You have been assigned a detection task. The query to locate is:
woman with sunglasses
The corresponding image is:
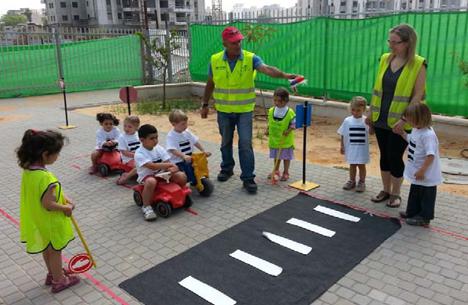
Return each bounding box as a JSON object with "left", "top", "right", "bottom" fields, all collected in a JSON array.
[{"left": 367, "top": 24, "right": 427, "bottom": 208}]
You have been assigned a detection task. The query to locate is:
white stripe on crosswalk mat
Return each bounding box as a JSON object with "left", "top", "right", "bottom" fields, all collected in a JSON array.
[
  {"left": 287, "top": 218, "right": 336, "bottom": 237},
  {"left": 262, "top": 231, "right": 312, "bottom": 255},
  {"left": 314, "top": 205, "right": 361, "bottom": 222},
  {"left": 179, "top": 276, "right": 237, "bottom": 305},
  {"left": 230, "top": 249, "right": 283, "bottom": 276}
]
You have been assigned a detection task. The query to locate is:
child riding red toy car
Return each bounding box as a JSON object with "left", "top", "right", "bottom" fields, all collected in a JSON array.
[{"left": 132, "top": 172, "right": 192, "bottom": 218}]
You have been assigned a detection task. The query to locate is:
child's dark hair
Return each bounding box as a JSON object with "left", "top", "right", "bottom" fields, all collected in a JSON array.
[
  {"left": 274, "top": 87, "right": 289, "bottom": 102},
  {"left": 138, "top": 124, "right": 158, "bottom": 139},
  {"left": 16, "top": 129, "right": 67, "bottom": 169},
  {"left": 96, "top": 113, "right": 119, "bottom": 126}
]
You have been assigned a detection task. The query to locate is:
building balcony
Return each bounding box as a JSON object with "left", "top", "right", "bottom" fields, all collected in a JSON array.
[{"left": 174, "top": 6, "right": 193, "bottom": 13}]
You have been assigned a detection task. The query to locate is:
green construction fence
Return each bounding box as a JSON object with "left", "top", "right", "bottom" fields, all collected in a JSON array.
[
  {"left": 0, "top": 35, "right": 143, "bottom": 98},
  {"left": 189, "top": 12, "right": 468, "bottom": 117}
]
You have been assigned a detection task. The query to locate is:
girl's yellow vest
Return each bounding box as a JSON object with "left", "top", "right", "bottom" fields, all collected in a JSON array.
[
  {"left": 211, "top": 50, "right": 257, "bottom": 113},
  {"left": 268, "top": 107, "right": 296, "bottom": 148},
  {"left": 371, "top": 53, "right": 426, "bottom": 130},
  {"left": 20, "top": 169, "right": 74, "bottom": 253}
]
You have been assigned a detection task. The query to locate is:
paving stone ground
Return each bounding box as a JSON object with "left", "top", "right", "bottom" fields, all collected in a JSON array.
[{"left": 0, "top": 89, "right": 467, "bottom": 305}]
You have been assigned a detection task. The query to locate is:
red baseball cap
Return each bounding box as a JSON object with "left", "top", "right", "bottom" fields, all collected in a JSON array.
[{"left": 222, "top": 26, "right": 244, "bottom": 42}]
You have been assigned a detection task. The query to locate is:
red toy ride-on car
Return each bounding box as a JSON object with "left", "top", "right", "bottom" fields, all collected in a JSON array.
[
  {"left": 96, "top": 149, "right": 134, "bottom": 177},
  {"left": 132, "top": 172, "right": 193, "bottom": 218}
]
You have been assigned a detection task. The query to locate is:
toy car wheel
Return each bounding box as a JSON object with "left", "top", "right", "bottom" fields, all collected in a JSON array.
[
  {"left": 97, "top": 164, "right": 109, "bottom": 177},
  {"left": 199, "top": 178, "right": 214, "bottom": 197},
  {"left": 184, "top": 195, "right": 193, "bottom": 208},
  {"left": 133, "top": 191, "right": 143, "bottom": 207},
  {"left": 155, "top": 202, "right": 172, "bottom": 218}
]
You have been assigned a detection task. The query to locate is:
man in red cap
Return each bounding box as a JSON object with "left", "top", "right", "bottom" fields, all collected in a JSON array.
[{"left": 201, "top": 26, "right": 299, "bottom": 194}]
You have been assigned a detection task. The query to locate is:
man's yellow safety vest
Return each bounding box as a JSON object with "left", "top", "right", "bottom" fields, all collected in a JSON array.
[
  {"left": 211, "top": 50, "right": 257, "bottom": 113},
  {"left": 370, "top": 53, "right": 426, "bottom": 130}
]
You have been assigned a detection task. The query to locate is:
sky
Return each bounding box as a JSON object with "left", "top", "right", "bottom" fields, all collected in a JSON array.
[{"left": 0, "top": 0, "right": 296, "bottom": 17}]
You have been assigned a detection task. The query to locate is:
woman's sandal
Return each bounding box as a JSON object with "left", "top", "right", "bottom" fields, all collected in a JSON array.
[
  {"left": 45, "top": 268, "right": 72, "bottom": 286},
  {"left": 280, "top": 173, "right": 290, "bottom": 181},
  {"left": 386, "top": 195, "right": 402, "bottom": 208},
  {"left": 371, "top": 190, "right": 390, "bottom": 203}
]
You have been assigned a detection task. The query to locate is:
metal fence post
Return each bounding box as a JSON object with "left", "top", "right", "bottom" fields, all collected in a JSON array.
[{"left": 165, "top": 20, "right": 173, "bottom": 83}]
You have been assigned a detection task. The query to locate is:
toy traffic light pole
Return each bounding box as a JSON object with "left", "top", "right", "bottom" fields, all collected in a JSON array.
[{"left": 289, "top": 100, "right": 320, "bottom": 191}]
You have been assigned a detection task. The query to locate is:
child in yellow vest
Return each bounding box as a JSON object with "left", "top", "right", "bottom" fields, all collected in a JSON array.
[
  {"left": 17, "top": 129, "right": 80, "bottom": 293},
  {"left": 266, "top": 87, "right": 296, "bottom": 181}
]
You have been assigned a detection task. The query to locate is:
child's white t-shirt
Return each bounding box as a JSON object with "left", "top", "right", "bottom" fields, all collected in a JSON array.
[
  {"left": 404, "top": 127, "right": 442, "bottom": 186},
  {"left": 134, "top": 144, "right": 170, "bottom": 183},
  {"left": 166, "top": 129, "right": 199, "bottom": 163},
  {"left": 118, "top": 132, "right": 141, "bottom": 163},
  {"left": 273, "top": 106, "right": 296, "bottom": 127},
  {"left": 95, "top": 127, "right": 121, "bottom": 149},
  {"left": 337, "top": 116, "right": 369, "bottom": 164}
]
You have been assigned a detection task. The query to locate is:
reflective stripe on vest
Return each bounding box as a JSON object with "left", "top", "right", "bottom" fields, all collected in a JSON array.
[
  {"left": 211, "top": 50, "right": 256, "bottom": 113},
  {"left": 370, "top": 53, "right": 426, "bottom": 130}
]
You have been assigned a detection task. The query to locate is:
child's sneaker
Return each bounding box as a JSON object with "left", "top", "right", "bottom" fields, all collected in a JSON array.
[
  {"left": 142, "top": 205, "right": 157, "bottom": 221},
  {"left": 355, "top": 181, "right": 366, "bottom": 192},
  {"left": 116, "top": 173, "right": 129, "bottom": 185},
  {"left": 51, "top": 275, "right": 80, "bottom": 293},
  {"left": 342, "top": 180, "right": 356, "bottom": 190}
]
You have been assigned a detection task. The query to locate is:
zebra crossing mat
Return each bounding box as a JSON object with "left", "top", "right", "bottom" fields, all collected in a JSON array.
[{"left": 119, "top": 193, "right": 401, "bottom": 305}]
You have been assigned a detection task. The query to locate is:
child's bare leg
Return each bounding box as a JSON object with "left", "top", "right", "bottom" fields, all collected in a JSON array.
[
  {"left": 349, "top": 164, "right": 357, "bottom": 182},
  {"left": 142, "top": 177, "right": 157, "bottom": 206},
  {"left": 46, "top": 246, "right": 65, "bottom": 282},
  {"left": 283, "top": 160, "right": 291, "bottom": 175},
  {"left": 171, "top": 171, "right": 187, "bottom": 187},
  {"left": 117, "top": 168, "right": 137, "bottom": 184},
  {"left": 358, "top": 164, "right": 366, "bottom": 182},
  {"left": 42, "top": 249, "right": 51, "bottom": 274}
]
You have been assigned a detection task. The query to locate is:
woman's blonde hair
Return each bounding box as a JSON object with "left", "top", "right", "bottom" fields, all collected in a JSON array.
[
  {"left": 350, "top": 96, "right": 367, "bottom": 110},
  {"left": 389, "top": 24, "right": 418, "bottom": 64},
  {"left": 403, "top": 103, "right": 432, "bottom": 128}
]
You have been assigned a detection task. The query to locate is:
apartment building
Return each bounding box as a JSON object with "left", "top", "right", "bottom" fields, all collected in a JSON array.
[
  {"left": 43, "top": 0, "right": 205, "bottom": 27},
  {"left": 296, "top": 0, "right": 468, "bottom": 17}
]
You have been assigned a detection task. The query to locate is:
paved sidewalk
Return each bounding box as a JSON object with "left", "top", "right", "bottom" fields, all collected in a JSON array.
[{"left": 0, "top": 90, "right": 467, "bottom": 305}]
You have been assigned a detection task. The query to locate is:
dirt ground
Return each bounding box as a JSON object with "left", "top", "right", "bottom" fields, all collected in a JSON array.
[{"left": 75, "top": 104, "right": 468, "bottom": 197}]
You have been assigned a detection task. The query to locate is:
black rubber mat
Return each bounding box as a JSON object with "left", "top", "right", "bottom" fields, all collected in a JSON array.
[{"left": 120, "top": 193, "right": 401, "bottom": 305}]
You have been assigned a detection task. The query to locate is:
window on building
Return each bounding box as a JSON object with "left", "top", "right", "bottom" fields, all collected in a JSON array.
[
  {"left": 74, "top": 15, "right": 79, "bottom": 20},
  {"left": 49, "top": 3, "right": 54, "bottom": 8},
  {"left": 117, "top": 13, "right": 122, "bottom": 19},
  {"left": 107, "top": 13, "right": 113, "bottom": 20},
  {"left": 62, "top": 15, "right": 68, "bottom": 21},
  {"left": 117, "top": 0, "right": 121, "bottom": 5},
  {"left": 160, "top": 1, "right": 169, "bottom": 8},
  {"left": 50, "top": 15, "right": 56, "bottom": 22},
  {"left": 72, "top": 2, "right": 78, "bottom": 8},
  {"left": 60, "top": 2, "right": 66, "bottom": 8},
  {"left": 86, "top": 1, "right": 89, "bottom": 6},
  {"left": 106, "top": 0, "right": 111, "bottom": 5}
]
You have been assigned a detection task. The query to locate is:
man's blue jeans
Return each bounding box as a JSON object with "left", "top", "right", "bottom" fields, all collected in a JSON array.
[{"left": 217, "top": 111, "right": 255, "bottom": 181}]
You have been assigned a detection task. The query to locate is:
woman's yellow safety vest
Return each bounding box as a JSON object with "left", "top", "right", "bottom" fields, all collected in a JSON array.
[
  {"left": 211, "top": 50, "right": 257, "bottom": 113},
  {"left": 370, "top": 53, "right": 426, "bottom": 130},
  {"left": 268, "top": 107, "right": 296, "bottom": 149}
]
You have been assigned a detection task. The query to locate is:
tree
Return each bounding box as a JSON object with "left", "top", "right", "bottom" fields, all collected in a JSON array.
[
  {"left": 137, "top": 31, "right": 181, "bottom": 109},
  {"left": 453, "top": 52, "right": 468, "bottom": 88},
  {"left": 0, "top": 14, "right": 27, "bottom": 26}
]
